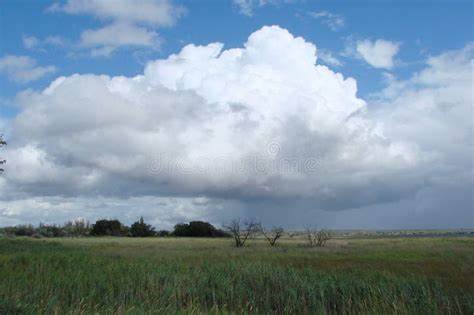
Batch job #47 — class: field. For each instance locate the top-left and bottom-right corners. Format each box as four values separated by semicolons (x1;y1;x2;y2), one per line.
0;236;473;314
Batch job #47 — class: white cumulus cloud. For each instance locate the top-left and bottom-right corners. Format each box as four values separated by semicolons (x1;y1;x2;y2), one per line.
356;39;400;69
4;26;414;205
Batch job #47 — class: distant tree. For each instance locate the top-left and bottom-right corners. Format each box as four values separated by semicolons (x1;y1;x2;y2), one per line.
63;218;91;236
91;219;128;236
4;224;35;237
224;219;260;247
0;220;91;238
261;226;284;247
37;223;65;237
130;217;156;237
0;135;6;173
172;221;229;237
306;228;331;247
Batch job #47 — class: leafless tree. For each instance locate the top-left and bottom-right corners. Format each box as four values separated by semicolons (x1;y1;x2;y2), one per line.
261;226;284;246
224;218;260;247
0;135;6;173
306;228;331;247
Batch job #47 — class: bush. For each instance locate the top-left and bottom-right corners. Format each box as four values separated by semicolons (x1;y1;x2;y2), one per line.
3;225;36;237
62;219;91;236
130;217;156;237
91;220;129;236
0;220;91;238
172;221;229;237
37;224;65;237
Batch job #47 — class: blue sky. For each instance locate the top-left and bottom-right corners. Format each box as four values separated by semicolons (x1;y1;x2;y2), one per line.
0;0;472;228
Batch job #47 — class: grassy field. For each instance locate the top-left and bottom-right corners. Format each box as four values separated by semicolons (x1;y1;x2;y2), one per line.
0;236;473;314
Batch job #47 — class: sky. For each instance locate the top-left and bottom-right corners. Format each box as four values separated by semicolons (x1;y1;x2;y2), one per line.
0;0;472;229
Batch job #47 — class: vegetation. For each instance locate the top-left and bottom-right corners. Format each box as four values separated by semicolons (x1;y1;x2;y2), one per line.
0;220;91;238
306;228;332;247
172;221;228;237
90;219;129;236
1;217;473;313
130;217;156;237
225;218;261;247
261;226;284;246
0;236;472;314
0;218;233;239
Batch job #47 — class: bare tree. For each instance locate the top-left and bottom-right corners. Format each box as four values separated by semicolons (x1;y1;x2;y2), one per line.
306;228;331;247
261;226;284;247
224;218;260;247
0;135;6;173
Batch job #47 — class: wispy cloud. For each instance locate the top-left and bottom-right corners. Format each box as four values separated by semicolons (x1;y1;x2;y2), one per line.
0;55;56;83
318;49;343;67
80;22;161;57
47;0;185;27
233;0;296;17
308;10;345;31
46;0;185;57
22;35;67;51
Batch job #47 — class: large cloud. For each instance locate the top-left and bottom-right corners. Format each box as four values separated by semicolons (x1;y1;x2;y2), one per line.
1;26;472;228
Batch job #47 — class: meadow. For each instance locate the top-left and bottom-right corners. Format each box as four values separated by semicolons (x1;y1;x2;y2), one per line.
0;235;473;314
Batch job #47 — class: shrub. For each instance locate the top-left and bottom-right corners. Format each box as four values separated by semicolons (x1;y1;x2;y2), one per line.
37;224;65;237
306;228;331;247
3;225;36;237
62;219;91;236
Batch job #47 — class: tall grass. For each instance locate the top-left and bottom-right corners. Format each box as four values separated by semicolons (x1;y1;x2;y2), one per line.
0;238;472;314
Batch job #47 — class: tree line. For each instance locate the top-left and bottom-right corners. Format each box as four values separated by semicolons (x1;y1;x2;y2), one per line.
0;218;230;238
0;217;331;247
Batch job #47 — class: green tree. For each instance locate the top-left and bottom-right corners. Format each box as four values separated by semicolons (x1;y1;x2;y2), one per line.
91;219;128;236
172;221;229;237
130;217;156;237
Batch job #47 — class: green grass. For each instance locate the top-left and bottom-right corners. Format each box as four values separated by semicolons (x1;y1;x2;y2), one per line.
0;237;473;314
